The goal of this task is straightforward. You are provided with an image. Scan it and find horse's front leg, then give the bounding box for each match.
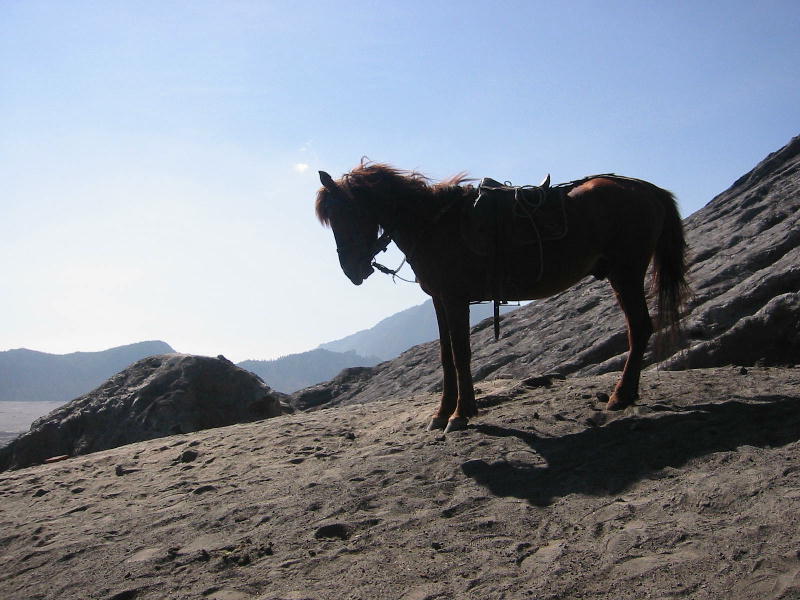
[427,297,458,430]
[442,298,476,432]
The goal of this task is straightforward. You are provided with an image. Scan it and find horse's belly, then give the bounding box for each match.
[496,254,600,301]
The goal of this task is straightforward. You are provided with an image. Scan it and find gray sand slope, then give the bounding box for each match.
[1,367,798,600]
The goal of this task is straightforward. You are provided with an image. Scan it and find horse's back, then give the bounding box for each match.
[566,175,674,273]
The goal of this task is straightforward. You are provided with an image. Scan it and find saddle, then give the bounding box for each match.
[462,174,568,298]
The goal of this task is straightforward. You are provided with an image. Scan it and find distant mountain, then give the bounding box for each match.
[238,348,380,394]
[0,341,175,403]
[319,299,518,360]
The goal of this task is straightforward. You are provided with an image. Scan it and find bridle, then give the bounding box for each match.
[320,170,398,279]
[319,169,459,284]
[335,228,393,265]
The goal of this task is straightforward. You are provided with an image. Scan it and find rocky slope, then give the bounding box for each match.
[294,135,800,409]
[0,367,798,600]
[0,354,289,471]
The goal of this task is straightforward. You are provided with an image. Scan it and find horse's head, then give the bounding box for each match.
[316,170,383,285]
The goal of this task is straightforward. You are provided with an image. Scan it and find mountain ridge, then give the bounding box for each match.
[0,340,175,403]
[319,299,517,360]
[238,348,381,393]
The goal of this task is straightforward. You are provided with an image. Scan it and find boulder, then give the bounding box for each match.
[0,353,289,471]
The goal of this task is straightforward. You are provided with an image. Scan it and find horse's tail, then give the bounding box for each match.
[651,187,690,349]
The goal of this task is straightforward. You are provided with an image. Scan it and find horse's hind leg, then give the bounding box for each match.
[607,273,653,410]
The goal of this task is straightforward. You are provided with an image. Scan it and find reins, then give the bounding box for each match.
[372,256,415,283]
[369,228,415,283]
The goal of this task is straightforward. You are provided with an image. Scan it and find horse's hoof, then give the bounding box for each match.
[426,417,449,431]
[444,417,469,433]
[606,392,637,411]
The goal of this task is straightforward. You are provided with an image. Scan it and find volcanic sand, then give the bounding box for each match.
[1,367,799,600]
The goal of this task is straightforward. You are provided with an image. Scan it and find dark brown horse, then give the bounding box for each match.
[316,162,689,432]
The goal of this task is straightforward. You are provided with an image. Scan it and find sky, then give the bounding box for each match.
[1,1,799,362]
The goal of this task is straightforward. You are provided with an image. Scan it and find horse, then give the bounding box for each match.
[315,162,689,432]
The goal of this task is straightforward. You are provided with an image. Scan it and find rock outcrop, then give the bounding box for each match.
[0,354,289,471]
[294,134,800,408]
[292,366,377,410]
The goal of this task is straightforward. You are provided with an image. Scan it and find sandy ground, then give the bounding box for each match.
[1,367,799,600]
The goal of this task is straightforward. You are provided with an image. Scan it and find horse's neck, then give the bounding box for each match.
[384,187,466,259]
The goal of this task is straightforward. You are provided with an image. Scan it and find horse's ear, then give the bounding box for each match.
[319,171,338,193]
[539,174,550,189]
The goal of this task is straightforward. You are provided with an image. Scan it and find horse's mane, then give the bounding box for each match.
[315,160,472,226]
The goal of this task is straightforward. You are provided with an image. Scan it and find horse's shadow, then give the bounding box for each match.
[463,395,800,506]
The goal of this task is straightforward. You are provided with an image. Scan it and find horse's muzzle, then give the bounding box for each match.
[343,262,374,286]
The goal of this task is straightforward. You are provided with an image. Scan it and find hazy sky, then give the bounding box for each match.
[2,1,799,362]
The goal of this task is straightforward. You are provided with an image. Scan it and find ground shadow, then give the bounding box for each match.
[463,395,800,506]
